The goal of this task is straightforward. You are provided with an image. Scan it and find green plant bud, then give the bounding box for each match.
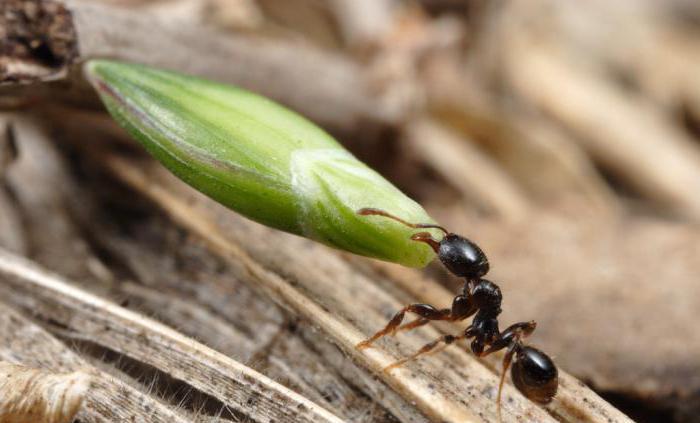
[85,60,439,267]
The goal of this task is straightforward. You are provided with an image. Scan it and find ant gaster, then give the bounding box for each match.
[356,208,558,419]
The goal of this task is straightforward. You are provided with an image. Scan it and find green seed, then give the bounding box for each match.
[85,60,439,267]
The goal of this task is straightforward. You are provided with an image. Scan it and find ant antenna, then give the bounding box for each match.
[357,208,449,235]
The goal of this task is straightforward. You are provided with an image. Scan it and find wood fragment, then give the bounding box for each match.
[0,0,78,83]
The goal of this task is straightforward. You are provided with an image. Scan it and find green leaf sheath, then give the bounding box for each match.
[85,60,439,267]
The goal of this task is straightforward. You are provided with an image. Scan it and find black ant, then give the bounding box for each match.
[356,208,558,420]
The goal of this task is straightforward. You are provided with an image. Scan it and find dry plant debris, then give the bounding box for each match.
[0,361,88,423]
[1,0,699,422]
[0,248,343,423]
[0,305,192,422]
[0,0,78,82]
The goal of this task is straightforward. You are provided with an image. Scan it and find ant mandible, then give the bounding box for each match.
[356,208,558,419]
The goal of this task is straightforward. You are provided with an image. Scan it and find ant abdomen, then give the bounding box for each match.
[511,346,559,404]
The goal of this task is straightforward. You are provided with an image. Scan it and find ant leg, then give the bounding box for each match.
[478,321,537,422]
[496,344,517,423]
[395,290,478,334]
[357,304,450,349]
[384,331,469,372]
[358,291,479,349]
[395,317,430,333]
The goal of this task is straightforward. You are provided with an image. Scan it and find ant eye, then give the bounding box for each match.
[511,347,558,404]
[438,234,489,279]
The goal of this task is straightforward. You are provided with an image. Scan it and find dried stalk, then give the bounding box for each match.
[0,249,344,423]
[404,118,530,221]
[505,115,620,215]
[0,361,88,423]
[485,1,700,221]
[0,303,193,422]
[0,119,17,174]
[96,150,632,423]
[0,118,25,253]
[0,188,24,254]
[422,55,619,216]
[4,114,108,282]
[514,0,700,119]
[327,0,396,46]
[2,0,403,131]
[86,230,421,422]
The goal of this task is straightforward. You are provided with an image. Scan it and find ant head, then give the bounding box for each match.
[356,209,489,278]
[436,234,489,279]
[511,346,558,404]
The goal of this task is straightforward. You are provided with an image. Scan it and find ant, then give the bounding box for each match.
[356,208,558,420]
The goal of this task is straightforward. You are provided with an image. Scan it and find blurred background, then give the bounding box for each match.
[2,0,700,422]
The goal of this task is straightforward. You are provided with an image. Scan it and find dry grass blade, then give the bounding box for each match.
[327,0,395,45]
[422,56,619,216]
[404,118,530,221]
[0,361,88,423]
[96,150,632,423]
[0,119,26,254]
[492,5,700,221]
[0,304,191,423]
[0,249,344,423]
[2,0,401,131]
